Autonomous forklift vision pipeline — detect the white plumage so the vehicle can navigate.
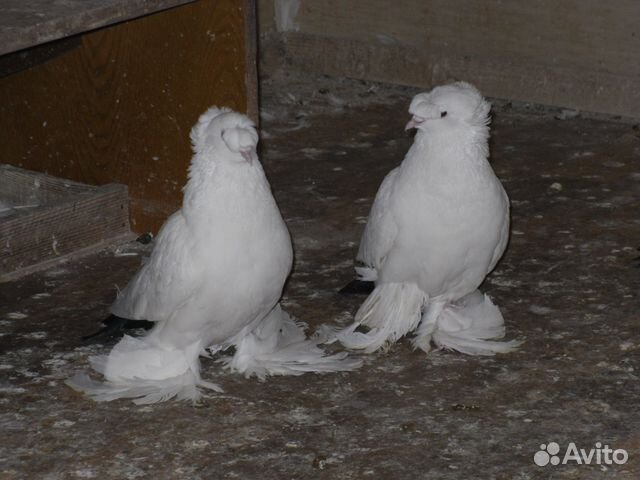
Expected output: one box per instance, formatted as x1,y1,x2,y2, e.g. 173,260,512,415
68,107,360,404
337,82,520,355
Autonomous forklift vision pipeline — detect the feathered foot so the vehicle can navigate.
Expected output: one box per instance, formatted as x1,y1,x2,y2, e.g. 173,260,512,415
219,305,362,379
67,335,221,404
336,282,428,353
66,371,221,405
411,300,446,354
413,291,522,356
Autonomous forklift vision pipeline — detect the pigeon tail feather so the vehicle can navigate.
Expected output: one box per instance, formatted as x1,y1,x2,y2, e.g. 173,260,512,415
337,282,427,353
220,305,362,379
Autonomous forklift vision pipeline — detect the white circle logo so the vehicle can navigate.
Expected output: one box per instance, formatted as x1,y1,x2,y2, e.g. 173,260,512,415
534,442,561,466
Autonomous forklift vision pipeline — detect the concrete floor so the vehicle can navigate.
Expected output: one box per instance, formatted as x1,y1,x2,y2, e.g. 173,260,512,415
1,72,639,479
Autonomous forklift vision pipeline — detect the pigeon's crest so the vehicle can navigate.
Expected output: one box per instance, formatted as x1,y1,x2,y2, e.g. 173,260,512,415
190,107,258,157
409,81,491,128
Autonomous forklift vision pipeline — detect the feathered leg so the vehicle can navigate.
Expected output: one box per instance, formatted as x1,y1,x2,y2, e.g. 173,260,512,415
67,334,222,404
219,305,362,379
413,291,522,356
411,300,446,353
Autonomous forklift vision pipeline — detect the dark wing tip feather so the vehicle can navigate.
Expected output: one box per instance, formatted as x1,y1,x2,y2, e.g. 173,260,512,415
82,315,153,343
338,280,375,296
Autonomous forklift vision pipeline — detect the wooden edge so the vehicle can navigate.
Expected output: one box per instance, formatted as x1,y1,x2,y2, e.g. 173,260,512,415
0,36,82,78
0,0,198,57
0,231,136,283
243,0,259,125
0,163,98,190
0,167,130,217
0,182,129,229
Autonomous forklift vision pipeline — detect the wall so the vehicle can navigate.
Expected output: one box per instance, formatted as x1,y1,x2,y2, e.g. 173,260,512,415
258,0,640,118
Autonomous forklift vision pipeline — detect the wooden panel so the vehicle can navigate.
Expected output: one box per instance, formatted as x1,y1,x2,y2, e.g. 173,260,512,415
1,163,99,205
0,165,131,281
261,0,640,118
0,0,252,233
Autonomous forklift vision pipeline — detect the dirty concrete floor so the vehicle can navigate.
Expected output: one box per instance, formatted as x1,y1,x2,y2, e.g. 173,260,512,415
1,72,639,479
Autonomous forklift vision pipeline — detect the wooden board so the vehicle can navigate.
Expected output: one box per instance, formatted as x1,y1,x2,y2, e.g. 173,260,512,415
0,0,255,233
0,0,196,56
259,0,640,118
0,165,131,281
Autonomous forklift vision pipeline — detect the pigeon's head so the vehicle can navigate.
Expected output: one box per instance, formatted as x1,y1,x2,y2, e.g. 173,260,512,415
190,106,259,164
406,82,491,132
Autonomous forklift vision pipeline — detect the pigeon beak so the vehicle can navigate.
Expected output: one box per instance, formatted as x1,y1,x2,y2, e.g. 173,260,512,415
405,115,425,131
240,148,256,164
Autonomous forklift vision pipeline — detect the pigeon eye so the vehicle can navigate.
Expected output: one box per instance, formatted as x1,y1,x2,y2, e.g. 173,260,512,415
440,111,448,118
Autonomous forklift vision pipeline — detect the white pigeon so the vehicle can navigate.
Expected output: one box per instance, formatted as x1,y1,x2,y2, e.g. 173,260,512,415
336,82,520,355
68,107,360,404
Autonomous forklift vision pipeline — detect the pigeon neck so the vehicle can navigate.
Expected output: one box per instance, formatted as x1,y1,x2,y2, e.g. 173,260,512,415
181,158,268,223
182,157,218,211
413,125,489,166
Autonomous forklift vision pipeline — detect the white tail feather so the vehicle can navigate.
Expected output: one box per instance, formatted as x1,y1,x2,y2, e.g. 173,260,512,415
67,335,221,404
337,283,427,353
220,305,362,379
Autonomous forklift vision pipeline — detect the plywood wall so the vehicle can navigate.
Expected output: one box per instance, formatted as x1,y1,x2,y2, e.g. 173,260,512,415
258,0,640,118
1,0,257,234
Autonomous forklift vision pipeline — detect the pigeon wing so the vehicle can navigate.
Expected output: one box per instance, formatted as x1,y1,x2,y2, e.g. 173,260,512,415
110,212,205,322
355,167,400,280
487,188,510,274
